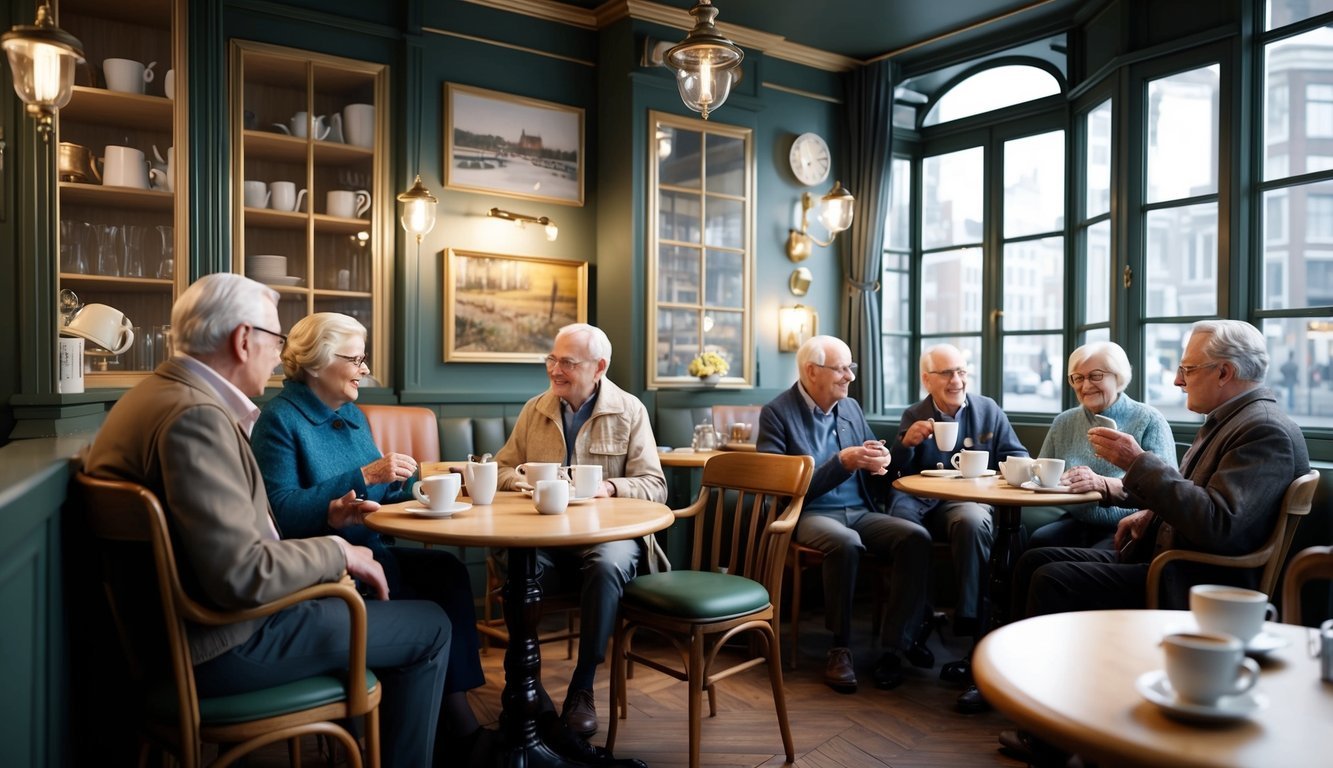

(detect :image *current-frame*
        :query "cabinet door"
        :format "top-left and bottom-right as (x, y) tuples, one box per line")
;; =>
(57, 0), (186, 387)
(231, 41), (390, 385)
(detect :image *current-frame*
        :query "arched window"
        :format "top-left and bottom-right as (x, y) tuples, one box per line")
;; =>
(923, 64), (1062, 127)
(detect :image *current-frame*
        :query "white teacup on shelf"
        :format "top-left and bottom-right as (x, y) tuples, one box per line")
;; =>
(327, 189), (370, 219)
(103, 58), (155, 94)
(270, 181), (306, 212)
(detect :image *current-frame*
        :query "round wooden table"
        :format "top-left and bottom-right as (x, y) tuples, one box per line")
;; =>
(367, 491), (674, 767)
(974, 609), (1333, 768)
(892, 474), (1100, 627)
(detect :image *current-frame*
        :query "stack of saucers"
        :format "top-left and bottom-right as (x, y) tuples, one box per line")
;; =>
(247, 254), (287, 283)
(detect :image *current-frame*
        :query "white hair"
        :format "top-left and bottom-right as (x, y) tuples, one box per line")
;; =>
(282, 312), (367, 381)
(1068, 341), (1133, 393)
(919, 343), (964, 375)
(1190, 320), (1269, 381)
(556, 323), (612, 365)
(171, 273), (279, 357)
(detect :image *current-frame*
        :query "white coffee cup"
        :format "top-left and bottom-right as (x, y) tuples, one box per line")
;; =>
(103, 58), (155, 94)
(1190, 584), (1278, 645)
(65, 303), (134, 355)
(463, 461), (498, 506)
(244, 180), (270, 209)
(269, 181), (307, 212)
(344, 103), (375, 148)
(412, 473), (461, 512)
(517, 462), (561, 485)
(1000, 456), (1034, 486)
(102, 145), (151, 189)
(164, 68), (175, 99)
(1161, 631), (1260, 705)
(950, 449), (990, 478)
(1030, 457), (1066, 488)
(570, 464), (602, 499)
(534, 479), (569, 515)
(327, 189), (371, 219)
(57, 336), (84, 394)
(933, 420), (959, 452)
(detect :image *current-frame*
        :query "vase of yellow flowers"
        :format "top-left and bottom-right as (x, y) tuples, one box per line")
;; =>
(688, 351), (728, 386)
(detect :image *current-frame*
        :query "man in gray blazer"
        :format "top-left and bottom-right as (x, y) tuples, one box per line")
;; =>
(758, 335), (933, 694)
(84, 273), (452, 766)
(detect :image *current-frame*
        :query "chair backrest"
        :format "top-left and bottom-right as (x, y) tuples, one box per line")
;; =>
(1261, 469), (1320, 594)
(680, 452), (814, 607)
(1282, 545), (1333, 625)
(360, 404), (441, 462)
(439, 415), (512, 460)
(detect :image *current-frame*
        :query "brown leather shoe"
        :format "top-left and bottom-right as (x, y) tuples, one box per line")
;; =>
(561, 688), (598, 738)
(825, 647), (857, 694)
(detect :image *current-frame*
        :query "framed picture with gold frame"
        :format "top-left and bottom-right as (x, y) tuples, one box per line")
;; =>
(444, 249), (588, 362)
(444, 83), (585, 206)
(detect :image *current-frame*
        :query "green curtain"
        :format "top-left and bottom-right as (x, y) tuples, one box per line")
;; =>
(839, 59), (896, 413)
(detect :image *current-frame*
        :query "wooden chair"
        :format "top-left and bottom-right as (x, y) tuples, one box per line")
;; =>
(359, 404), (440, 462)
(74, 473), (381, 768)
(606, 452), (813, 768)
(1146, 469), (1319, 609)
(1282, 545), (1333, 625)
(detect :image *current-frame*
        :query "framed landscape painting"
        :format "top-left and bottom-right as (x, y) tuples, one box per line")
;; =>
(444, 83), (585, 206)
(444, 249), (588, 362)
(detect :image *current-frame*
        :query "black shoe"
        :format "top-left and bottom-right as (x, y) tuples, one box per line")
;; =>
(538, 712), (647, 768)
(956, 685), (991, 714)
(940, 657), (971, 684)
(872, 652), (905, 690)
(905, 640), (934, 669)
(998, 729), (1071, 766)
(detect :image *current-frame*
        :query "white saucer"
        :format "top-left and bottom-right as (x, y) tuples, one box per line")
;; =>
(1135, 670), (1267, 723)
(1245, 631), (1289, 656)
(406, 501), (471, 518)
(1021, 480), (1073, 493)
(921, 468), (960, 478)
(567, 495), (596, 505)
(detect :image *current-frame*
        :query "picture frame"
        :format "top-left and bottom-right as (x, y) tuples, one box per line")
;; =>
(444, 83), (585, 206)
(444, 249), (588, 362)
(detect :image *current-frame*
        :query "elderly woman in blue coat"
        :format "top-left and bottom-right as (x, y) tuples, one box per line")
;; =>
(1022, 341), (1177, 549)
(251, 312), (486, 758)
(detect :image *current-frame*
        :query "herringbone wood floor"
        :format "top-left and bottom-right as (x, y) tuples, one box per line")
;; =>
(242, 607), (1028, 767)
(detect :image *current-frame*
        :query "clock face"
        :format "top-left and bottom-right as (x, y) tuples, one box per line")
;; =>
(789, 132), (831, 186)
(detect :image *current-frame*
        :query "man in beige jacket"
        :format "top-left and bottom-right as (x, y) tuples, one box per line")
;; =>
(495, 323), (667, 739)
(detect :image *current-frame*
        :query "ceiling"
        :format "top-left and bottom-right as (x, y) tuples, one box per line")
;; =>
(544, 0), (1092, 70)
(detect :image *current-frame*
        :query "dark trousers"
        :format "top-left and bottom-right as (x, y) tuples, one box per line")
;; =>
(194, 597), (450, 767)
(1012, 546), (1149, 619)
(388, 545), (486, 693)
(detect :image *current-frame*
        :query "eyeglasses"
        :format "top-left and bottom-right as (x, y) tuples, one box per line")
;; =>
(1177, 361), (1220, 378)
(250, 325), (286, 350)
(814, 362), (858, 376)
(544, 355), (589, 371)
(1068, 369), (1110, 386)
(928, 368), (968, 380)
(334, 353), (368, 368)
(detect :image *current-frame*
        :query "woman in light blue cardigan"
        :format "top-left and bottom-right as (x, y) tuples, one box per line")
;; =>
(1023, 341), (1177, 549)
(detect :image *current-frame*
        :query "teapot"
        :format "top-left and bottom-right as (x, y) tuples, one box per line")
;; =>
(58, 142), (101, 183)
(272, 111), (330, 140)
(692, 423), (718, 451)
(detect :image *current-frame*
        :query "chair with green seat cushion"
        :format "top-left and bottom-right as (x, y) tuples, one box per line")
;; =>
(605, 451), (813, 768)
(75, 472), (382, 768)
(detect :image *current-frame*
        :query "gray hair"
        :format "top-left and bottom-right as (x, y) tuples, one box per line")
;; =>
(171, 273), (279, 357)
(556, 323), (612, 365)
(1190, 320), (1269, 382)
(919, 343), (964, 375)
(1068, 341), (1133, 393)
(796, 335), (846, 369)
(282, 312), (366, 381)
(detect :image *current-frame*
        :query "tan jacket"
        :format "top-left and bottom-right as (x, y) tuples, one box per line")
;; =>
(83, 359), (346, 664)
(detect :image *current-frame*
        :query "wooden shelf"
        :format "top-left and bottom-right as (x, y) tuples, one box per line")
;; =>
(245, 208), (308, 230)
(313, 140), (373, 165)
(313, 214), (373, 235)
(60, 182), (173, 211)
(243, 130), (309, 162)
(63, 87), (172, 130)
(60, 274), (173, 292)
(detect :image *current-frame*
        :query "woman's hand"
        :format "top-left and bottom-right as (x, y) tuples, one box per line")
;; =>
(1061, 465), (1108, 496)
(361, 452), (418, 486)
(328, 490), (380, 529)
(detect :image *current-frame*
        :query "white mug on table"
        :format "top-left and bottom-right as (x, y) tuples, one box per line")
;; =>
(1160, 631), (1259, 705)
(569, 464), (602, 499)
(517, 462), (562, 485)
(412, 473), (460, 511)
(1189, 584), (1276, 645)
(463, 461), (498, 505)
(951, 449), (989, 478)
(534, 479), (569, 515)
(1030, 458), (1065, 487)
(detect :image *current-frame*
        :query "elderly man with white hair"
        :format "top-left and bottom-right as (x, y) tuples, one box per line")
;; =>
(758, 335), (933, 695)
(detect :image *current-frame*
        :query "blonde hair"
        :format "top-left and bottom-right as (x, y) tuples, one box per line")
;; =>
(281, 312), (366, 381)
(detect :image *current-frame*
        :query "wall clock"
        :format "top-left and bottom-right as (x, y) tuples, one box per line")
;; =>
(789, 132), (831, 186)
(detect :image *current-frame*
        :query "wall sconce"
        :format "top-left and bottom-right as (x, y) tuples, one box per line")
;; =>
(1, 1), (84, 140)
(662, 0), (744, 120)
(779, 305), (818, 352)
(488, 206), (558, 242)
(397, 174), (437, 243)
(787, 180), (855, 262)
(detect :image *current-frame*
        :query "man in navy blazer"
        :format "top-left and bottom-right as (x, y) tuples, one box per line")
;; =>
(758, 335), (933, 694)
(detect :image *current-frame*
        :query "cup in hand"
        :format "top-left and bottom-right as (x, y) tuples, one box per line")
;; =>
(933, 420), (959, 452)
(1160, 631), (1260, 705)
(950, 449), (990, 478)
(534, 479), (569, 515)
(517, 462), (561, 486)
(570, 464), (602, 499)
(1030, 458), (1066, 487)
(463, 461), (498, 506)
(412, 473), (460, 512)
(1189, 584), (1277, 645)
(1000, 456), (1034, 486)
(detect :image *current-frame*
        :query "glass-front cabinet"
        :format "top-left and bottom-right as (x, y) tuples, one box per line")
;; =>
(230, 41), (390, 383)
(56, 0), (186, 388)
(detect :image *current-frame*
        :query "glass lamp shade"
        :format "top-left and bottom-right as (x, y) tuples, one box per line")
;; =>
(664, 0), (743, 120)
(817, 180), (855, 234)
(1, 3), (85, 136)
(397, 175), (437, 240)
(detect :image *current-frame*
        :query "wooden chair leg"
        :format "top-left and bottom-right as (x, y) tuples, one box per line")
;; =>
(765, 623), (796, 763)
(365, 706), (381, 768)
(606, 620), (626, 752)
(688, 630), (706, 768)
(788, 553), (802, 670)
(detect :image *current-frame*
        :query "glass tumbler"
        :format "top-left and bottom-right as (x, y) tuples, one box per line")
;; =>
(95, 224), (122, 277)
